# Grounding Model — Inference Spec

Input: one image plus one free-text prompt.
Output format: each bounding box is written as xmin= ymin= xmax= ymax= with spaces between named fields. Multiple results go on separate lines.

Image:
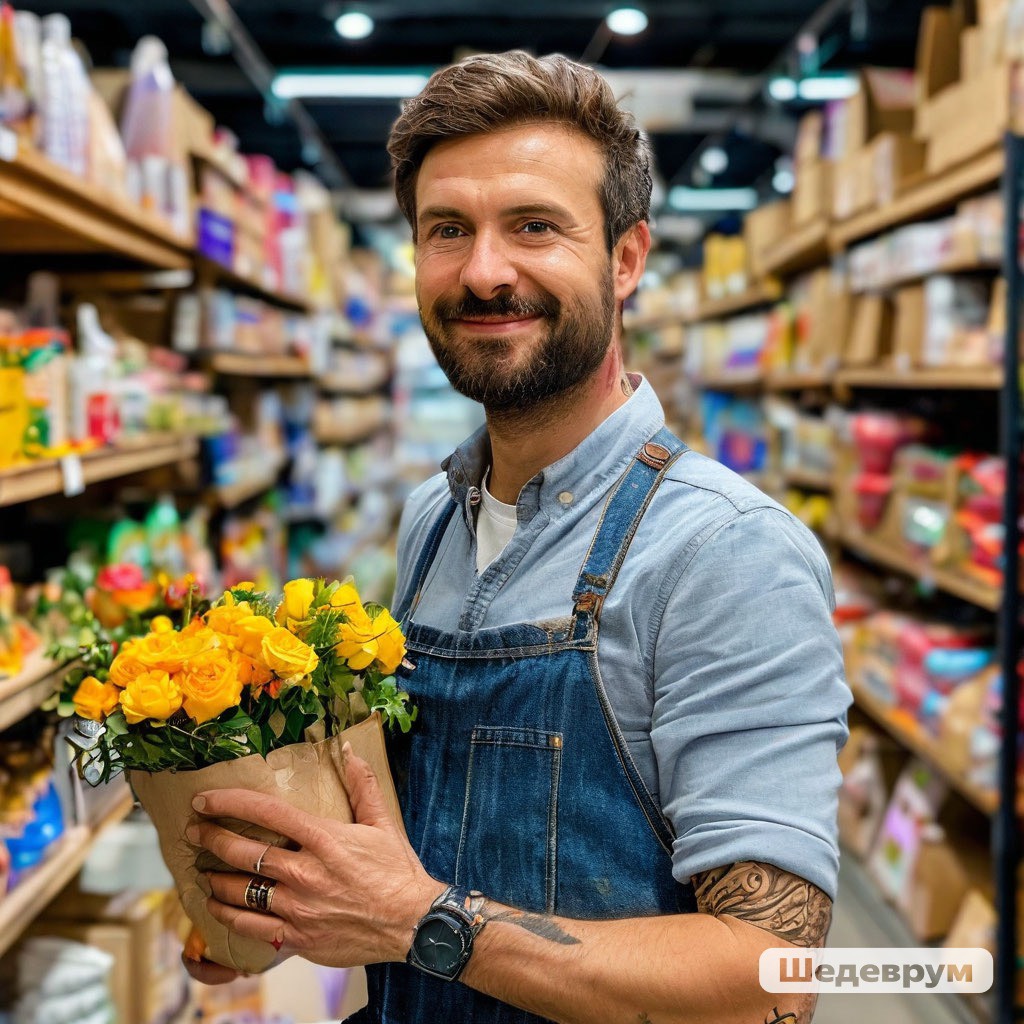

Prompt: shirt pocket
xmin=456 ymin=725 xmax=562 ymax=914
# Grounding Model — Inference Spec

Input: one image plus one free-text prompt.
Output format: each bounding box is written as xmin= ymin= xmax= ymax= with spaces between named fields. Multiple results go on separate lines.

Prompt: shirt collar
xmin=441 ymin=375 xmax=665 ymax=518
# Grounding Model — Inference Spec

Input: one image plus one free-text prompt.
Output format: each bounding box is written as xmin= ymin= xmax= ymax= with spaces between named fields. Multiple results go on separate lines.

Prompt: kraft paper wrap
xmin=129 ymin=713 xmax=405 ymax=974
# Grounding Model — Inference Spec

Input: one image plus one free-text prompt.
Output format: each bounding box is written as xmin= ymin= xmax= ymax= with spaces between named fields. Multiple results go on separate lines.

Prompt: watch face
xmin=414 ymin=915 xmax=468 ymax=974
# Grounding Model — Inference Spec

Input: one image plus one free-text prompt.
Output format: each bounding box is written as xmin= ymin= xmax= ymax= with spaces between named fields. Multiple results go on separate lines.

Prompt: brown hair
xmin=388 ymin=51 xmax=652 ymax=251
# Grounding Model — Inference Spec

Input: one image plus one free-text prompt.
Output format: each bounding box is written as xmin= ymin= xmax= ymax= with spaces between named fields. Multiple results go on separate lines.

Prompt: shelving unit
xmin=0 ymin=655 xmax=68 ymax=734
xmin=764 ymin=369 xmax=833 ymax=391
xmin=194 ymin=255 xmax=312 ymax=314
xmin=0 ymin=127 xmax=191 ymax=269
xmin=689 ymin=369 xmax=762 ymax=392
xmin=757 ymin=216 xmax=830 ymax=277
xmin=209 ymin=352 xmax=311 ymax=379
xmin=209 ymin=452 xmax=289 ymax=509
xmin=835 ymin=366 xmax=1003 ymax=390
xmin=782 ymin=466 xmax=833 ymax=491
xmin=849 ymin=255 xmax=1002 ymax=294
xmin=686 ymin=279 xmax=783 ymax=323
xmin=0 ymin=435 xmax=198 ymax=508
xmin=0 ymin=787 xmax=135 ymax=959
xmin=314 ymin=418 xmax=390 ymax=448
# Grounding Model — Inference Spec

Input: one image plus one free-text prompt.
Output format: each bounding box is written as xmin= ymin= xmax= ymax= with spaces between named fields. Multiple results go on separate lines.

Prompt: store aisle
xmin=817 ymin=856 xmax=979 ymax=1024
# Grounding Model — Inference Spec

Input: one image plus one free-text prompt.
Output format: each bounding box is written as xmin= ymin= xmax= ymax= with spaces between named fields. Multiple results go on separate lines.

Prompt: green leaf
xmin=104 ymin=712 xmax=128 ymax=737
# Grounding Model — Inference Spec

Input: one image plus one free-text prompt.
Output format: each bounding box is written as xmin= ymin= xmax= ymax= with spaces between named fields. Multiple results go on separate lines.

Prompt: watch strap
xmin=406 ymin=884 xmax=487 ymax=981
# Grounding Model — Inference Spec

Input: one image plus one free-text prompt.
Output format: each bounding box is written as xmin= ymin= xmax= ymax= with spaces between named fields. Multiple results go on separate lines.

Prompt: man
xmin=186 ymin=51 xmax=851 ymax=1024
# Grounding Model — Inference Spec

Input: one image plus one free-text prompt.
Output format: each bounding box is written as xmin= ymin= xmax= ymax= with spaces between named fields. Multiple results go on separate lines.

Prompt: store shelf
xmin=0 ymin=435 xmax=198 ymax=508
xmin=195 ymin=255 xmax=312 ymax=313
xmin=0 ymin=128 xmax=191 ymax=269
xmin=686 ymin=279 xmax=783 ymax=323
xmin=689 ymin=369 xmax=762 ymax=392
xmin=764 ymin=369 xmax=833 ymax=391
xmin=622 ymin=311 xmax=692 ymax=333
xmin=848 ymin=675 xmax=998 ymax=816
xmin=0 ymin=653 xmax=68 ymax=733
xmin=850 ymin=255 xmax=1002 ymax=294
xmin=319 ymin=372 xmax=392 ymax=396
xmin=209 ymin=352 xmax=311 ymax=379
xmin=758 ymin=216 xmax=830 ymax=277
xmin=831 ymin=147 xmax=1005 ymax=250
xmin=209 ymin=452 xmax=288 ymax=509
xmin=783 ymin=466 xmax=833 ymax=491
xmin=840 ymin=524 xmax=1002 ymax=612
xmin=0 ymin=787 xmax=135 ymax=959
xmin=835 ymin=365 xmax=1003 ymax=390
xmin=314 ymin=417 xmax=390 ymax=447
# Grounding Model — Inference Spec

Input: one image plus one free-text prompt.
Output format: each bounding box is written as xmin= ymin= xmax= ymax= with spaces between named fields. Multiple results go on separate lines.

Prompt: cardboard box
xmin=744 ymin=201 xmax=790 ymax=277
xmin=871 ymin=132 xmax=927 ymax=205
xmin=843 ymin=68 xmax=917 ymax=157
xmin=795 ymin=110 xmax=825 ymax=167
xmin=837 ymin=725 xmax=906 ymax=859
xmin=915 ymin=7 xmax=962 ymax=103
xmin=844 ymin=294 xmax=894 ymax=366
xmin=792 ymin=159 xmax=833 ymax=225
xmin=892 ymin=285 xmax=926 ymax=368
xmin=899 ymin=827 xmax=970 ymax=940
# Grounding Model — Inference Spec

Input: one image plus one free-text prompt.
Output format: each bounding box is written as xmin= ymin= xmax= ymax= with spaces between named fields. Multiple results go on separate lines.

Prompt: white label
xmin=60 ymin=454 xmax=85 ymax=497
xmin=0 ymin=126 xmax=17 ymax=162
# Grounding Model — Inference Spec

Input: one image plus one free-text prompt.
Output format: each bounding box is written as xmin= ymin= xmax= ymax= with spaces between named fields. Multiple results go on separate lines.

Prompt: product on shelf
xmin=837 ymin=724 xmax=904 ymax=859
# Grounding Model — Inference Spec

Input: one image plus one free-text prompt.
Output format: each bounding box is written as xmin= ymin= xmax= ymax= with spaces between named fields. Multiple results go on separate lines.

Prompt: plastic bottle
xmin=70 ymin=304 xmax=119 ymax=444
xmin=12 ymin=9 xmax=42 ymax=142
xmin=39 ymin=13 xmax=89 ymax=177
xmin=145 ymin=493 xmax=185 ymax=576
xmin=0 ymin=2 xmax=30 ymax=135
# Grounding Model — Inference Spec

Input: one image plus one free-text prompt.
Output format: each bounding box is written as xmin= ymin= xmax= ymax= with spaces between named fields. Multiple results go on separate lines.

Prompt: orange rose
xmin=107 ymin=653 xmax=148 ymax=690
xmin=72 ymin=675 xmax=121 ymax=721
xmin=230 ymin=650 xmax=274 ymax=688
xmin=179 ymin=651 xmax=242 ymax=724
xmin=120 ymin=669 xmax=183 ymax=724
xmin=132 ymin=627 xmax=218 ymax=674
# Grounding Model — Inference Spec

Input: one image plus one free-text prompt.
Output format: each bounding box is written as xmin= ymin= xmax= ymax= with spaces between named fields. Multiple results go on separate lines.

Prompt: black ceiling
xmin=16 ymin=0 xmax=936 ymax=195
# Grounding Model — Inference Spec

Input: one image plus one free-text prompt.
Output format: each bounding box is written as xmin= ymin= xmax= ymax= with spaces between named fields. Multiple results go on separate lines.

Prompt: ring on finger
xmin=253 ymin=842 xmax=272 ymax=875
xmin=243 ymin=876 xmax=278 ymax=914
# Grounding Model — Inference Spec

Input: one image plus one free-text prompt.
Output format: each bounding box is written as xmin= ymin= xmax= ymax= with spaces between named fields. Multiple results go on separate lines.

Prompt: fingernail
xmin=186 ymin=824 xmax=200 ymax=844
xmin=192 ymin=795 xmax=207 ymax=812
xmin=342 ymin=741 xmax=352 ymax=761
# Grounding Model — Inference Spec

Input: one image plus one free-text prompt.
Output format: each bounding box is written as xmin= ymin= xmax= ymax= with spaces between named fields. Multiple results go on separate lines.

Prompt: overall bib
xmin=350 ymin=429 xmax=696 ymax=1023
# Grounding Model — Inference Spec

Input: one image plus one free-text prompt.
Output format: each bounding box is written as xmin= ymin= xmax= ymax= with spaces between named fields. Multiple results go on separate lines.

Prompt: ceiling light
xmin=699 ymin=146 xmax=729 ymax=176
xmin=768 ymin=74 xmax=859 ymax=103
xmin=768 ymin=77 xmax=798 ymax=102
xmin=335 ymin=11 xmax=374 ymax=40
xmin=772 ymin=168 xmax=795 ymax=194
xmin=668 ymin=187 xmax=758 ymax=212
xmin=272 ymin=71 xmax=430 ymax=99
xmin=606 ymin=8 xmax=649 ymax=35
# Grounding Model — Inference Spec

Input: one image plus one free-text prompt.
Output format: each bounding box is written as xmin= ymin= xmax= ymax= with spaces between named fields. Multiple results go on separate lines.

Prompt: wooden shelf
xmin=783 ymin=467 xmax=833 ymax=491
xmin=850 ymin=255 xmax=1002 ymax=294
xmin=764 ymin=369 xmax=833 ymax=391
xmin=758 ymin=217 xmax=830 ymax=277
xmin=0 ymin=653 xmax=67 ymax=733
xmin=210 ymin=453 xmax=288 ymax=509
xmin=195 ymin=255 xmax=312 ymax=313
xmin=686 ymin=280 xmax=783 ymax=324
xmin=623 ymin=311 xmax=693 ymax=333
xmin=0 ymin=435 xmax=198 ymax=508
xmin=319 ymin=372 xmax=391 ymax=396
xmin=209 ymin=352 xmax=311 ymax=379
xmin=840 ymin=524 xmax=1002 ymax=612
xmin=848 ymin=676 xmax=998 ymax=815
xmin=689 ymin=369 xmax=762 ymax=392
xmin=835 ymin=365 xmax=1003 ymax=390
xmin=0 ymin=129 xmax=191 ymax=269
xmin=0 ymin=787 xmax=135 ymax=959
xmin=831 ymin=147 xmax=1005 ymax=250
xmin=315 ymin=417 xmax=390 ymax=447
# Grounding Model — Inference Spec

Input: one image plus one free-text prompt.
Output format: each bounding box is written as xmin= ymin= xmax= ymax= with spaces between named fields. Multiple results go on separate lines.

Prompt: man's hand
xmin=186 ymin=742 xmax=444 ymax=970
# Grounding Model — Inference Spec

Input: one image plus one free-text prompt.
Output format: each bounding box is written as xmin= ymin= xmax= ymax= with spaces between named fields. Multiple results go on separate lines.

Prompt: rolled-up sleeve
xmin=651 ymin=506 xmax=851 ymax=900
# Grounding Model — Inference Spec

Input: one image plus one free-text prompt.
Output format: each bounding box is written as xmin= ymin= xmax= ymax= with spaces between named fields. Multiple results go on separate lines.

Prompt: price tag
xmin=61 ymin=454 xmax=85 ymax=497
xmin=0 ymin=126 xmax=17 ymax=163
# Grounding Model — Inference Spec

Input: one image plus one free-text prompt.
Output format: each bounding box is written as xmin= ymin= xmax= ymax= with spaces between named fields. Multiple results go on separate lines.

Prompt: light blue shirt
xmin=395 ymin=377 xmax=851 ymax=900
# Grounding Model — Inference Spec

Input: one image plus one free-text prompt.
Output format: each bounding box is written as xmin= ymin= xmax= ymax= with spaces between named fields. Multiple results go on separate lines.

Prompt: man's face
xmin=413 ymin=123 xmax=616 ymax=412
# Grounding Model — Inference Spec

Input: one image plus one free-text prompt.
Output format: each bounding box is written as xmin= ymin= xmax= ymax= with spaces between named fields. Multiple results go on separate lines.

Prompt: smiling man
xmin=186 ymin=51 xmax=851 ymax=1024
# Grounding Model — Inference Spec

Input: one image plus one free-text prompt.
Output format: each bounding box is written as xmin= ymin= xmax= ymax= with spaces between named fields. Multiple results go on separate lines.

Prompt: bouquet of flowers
xmin=60 ymin=576 xmax=414 ymax=973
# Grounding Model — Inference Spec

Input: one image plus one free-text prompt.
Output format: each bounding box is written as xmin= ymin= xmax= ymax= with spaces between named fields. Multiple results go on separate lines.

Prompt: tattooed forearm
xmin=485 ymin=908 xmax=581 ymax=945
xmin=691 ymin=862 xmax=832 ymax=947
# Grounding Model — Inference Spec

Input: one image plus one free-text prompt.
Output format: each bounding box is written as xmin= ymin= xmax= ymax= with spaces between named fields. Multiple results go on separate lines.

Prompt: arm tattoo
xmin=484 ymin=907 xmax=581 ymax=946
xmin=692 ymin=861 xmax=832 ymax=947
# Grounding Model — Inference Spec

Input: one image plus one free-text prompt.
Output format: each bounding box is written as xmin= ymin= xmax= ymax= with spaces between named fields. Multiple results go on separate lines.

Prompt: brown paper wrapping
xmin=129 ymin=713 xmax=404 ymax=974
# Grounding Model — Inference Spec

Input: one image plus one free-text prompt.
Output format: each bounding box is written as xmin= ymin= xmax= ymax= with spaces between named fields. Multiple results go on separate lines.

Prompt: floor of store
xmin=821 ymin=855 xmax=977 ymax=1024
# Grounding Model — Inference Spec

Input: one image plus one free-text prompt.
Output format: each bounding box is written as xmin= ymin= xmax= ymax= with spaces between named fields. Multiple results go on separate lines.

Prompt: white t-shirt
xmin=476 ymin=471 xmax=518 ymax=572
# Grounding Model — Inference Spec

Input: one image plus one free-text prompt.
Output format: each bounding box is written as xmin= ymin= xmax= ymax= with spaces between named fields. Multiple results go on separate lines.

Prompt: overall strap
xmin=572 ymin=428 xmax=688 ymax=622
xmin=395 ymin=498 xmax=458 ymax=621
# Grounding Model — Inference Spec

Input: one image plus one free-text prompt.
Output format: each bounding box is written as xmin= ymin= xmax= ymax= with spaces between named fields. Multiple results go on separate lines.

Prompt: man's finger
xmin=191 ymin=788 xmax=334 ymax=859
xmin=342 ymin=742 xmax=396 ymax=830
xmin=187 ymin=820 xmax=309 ymax=886
xmin=181 ymin=953 xmax=243 ymax=986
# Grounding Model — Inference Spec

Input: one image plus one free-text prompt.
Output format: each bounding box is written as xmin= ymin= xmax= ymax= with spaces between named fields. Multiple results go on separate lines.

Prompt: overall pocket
xmin=456 ymin=725 xmax=562 ymax=914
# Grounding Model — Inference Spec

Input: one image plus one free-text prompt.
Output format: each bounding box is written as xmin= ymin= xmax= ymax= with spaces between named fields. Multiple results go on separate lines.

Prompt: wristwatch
xmin=406 ymin=884 xmax=486 ymax=981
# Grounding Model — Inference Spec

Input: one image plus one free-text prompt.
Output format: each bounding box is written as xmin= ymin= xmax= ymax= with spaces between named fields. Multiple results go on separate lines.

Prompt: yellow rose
xmin=334 ymin=603 xmax=378 ymax=671
xmin=329 ymin=581 xmax=362 ymax=613
xmin=205 ymin=602 xmax=252 ymax=639
xmin=149 ymin=615 xmax=175 ymax=634
xmin=261 ymin=627 xmax=319 ymax=678
xmin=179 ymin=652 xmax=243 ymax=724
xmin=275 ymin=578 xmax=315 ymax=626
xmin=133 ymin=627 xmax=218 ymax=674
xmin=72 ymin=676 xmax=121 ymax=721
xmin=370 ymin=609 xmax=406 ymax=675
xmin=230 ymin=650 xmax=274 ymax=688
xmin=107 ymin=653 xmax=148 ymax=690
xmin=234 ymin=614 xmax=276 ymax=661
xmin=120 ymin=669 xmax=183 ymax=724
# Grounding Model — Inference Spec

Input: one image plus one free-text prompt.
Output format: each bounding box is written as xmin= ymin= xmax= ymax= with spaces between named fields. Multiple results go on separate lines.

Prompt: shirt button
xmin=557 ymin=491 xmax=574 ymax=506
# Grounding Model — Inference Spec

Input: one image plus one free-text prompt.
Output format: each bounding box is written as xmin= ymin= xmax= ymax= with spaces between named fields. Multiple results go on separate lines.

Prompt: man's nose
xmin=459 ymin=230 xmax=518 ymax=299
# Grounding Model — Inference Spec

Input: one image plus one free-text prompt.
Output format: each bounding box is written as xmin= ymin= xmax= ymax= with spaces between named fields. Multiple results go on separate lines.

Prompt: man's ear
xmin=612 ymin=222 xmax=651 ymax=302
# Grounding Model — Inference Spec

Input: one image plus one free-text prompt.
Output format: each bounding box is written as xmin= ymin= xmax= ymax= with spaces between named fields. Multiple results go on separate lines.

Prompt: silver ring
xmin=264 ymin=881 xmax=277 ymax=914
xmin=254 ymin=843 xmax=272 ymax=875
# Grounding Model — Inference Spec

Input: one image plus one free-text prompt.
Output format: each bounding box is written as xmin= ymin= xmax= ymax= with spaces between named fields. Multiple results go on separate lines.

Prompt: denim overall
xmin=350 ymin=429 xmax=696 ymax=1023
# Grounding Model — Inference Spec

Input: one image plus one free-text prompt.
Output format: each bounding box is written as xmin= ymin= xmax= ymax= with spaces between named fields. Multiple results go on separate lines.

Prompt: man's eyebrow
xmin=418 ymin=205 xmax=463 ymax=226
xmin=503 ymin=203 xmax=575 ymax=222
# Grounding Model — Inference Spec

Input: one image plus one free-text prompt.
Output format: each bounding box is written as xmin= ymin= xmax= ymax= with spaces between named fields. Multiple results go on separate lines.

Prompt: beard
xmin=420 ymin=271 xmax=615 ymax=413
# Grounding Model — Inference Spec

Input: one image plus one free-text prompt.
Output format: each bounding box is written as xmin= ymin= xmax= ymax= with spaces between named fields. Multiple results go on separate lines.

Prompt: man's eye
xmin=436 ymin=225 xmax=464 ymax=239
xmin=521 ymin=221 xmax=551 ymax=234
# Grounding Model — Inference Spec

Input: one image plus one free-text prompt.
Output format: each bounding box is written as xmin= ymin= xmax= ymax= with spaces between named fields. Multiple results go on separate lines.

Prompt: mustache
xmin=433 ymin=291 xmax=560 ymax=321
